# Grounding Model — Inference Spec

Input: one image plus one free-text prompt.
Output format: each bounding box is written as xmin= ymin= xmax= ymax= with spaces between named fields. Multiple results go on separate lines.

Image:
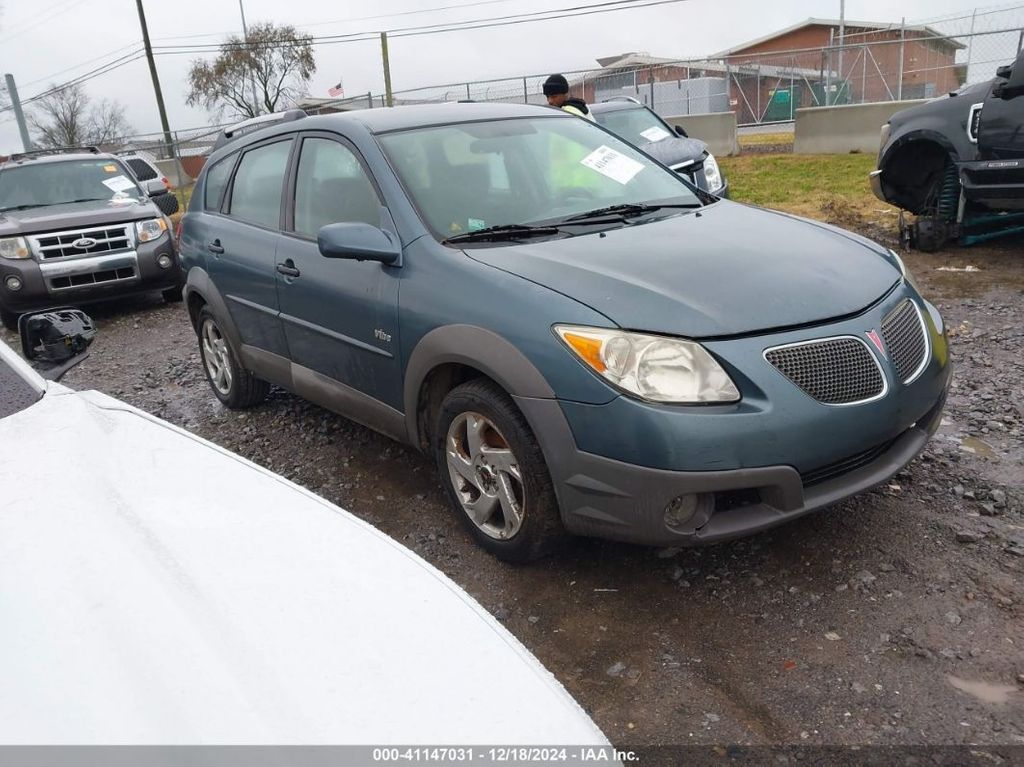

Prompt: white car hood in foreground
xmin=0 ymin=388 xmax=605 ymax=745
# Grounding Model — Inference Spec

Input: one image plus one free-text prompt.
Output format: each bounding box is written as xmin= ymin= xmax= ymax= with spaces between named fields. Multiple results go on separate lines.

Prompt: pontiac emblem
xmin=866 ymin=329 xmax=886 ymax=358
xmin=71 ymin=237 xmax=97 ymax=250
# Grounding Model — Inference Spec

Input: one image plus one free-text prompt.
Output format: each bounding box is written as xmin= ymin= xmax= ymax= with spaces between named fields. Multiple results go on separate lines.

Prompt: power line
xmin=20 ymin=44 xmax=144 ymax=89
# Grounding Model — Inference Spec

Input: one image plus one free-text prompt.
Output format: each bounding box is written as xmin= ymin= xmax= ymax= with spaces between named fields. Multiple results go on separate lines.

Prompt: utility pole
xmin=380 ymin=32 xmax=393 ymax=107
xmin=4 ymin=74 xmax=32 ymax=152
xmin=135 ymin=0 xmax=173 ymax=155
xmin=238 ymin=0 xmax=261 ymax=114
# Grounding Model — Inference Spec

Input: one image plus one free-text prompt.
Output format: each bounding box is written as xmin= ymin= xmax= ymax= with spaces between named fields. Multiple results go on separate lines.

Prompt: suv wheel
xmin=435 ymin=379 xmax=564 ymax=562
xmin=196 ymin=307 xmax=269 ymax=408
xmin=0 ymin=309 xmax=18 ymax=332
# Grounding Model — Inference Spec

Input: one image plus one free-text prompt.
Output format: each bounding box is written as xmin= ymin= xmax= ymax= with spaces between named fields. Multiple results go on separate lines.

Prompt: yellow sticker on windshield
xmin=103 ymin=164 xmax=117 ymax=172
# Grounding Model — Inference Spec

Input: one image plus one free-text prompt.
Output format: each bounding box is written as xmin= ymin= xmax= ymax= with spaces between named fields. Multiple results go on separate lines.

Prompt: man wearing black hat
xmin=542 ymin=74 xmax=595 ymax=121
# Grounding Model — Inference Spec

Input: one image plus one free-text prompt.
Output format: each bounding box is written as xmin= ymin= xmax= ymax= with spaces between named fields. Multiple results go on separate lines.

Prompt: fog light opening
xmin=157 ymin=254 xmax=173 ymax=269
xmin=663 ymin=493 xmax=712 ymax=532
xmin=4 ymin=275 xmax=23 ymax=292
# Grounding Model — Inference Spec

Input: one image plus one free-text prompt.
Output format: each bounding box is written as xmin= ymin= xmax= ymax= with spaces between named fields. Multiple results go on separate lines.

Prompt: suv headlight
xmin=0 ymin=236 xmax=30 ymax=260
xmin=702 ymin=153 xmax=723 ymax=193
xmin=555 ymin=325 xmax=740 ymax=404
xmin=136 ymin=218 xmax=168 ymax=243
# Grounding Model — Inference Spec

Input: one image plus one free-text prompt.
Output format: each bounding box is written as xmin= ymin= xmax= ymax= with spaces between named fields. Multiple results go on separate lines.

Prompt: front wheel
xmin=196 ymin=307 xmax=269 ymax=409
xmin=435 ymin=379 xmax=564 ymax=562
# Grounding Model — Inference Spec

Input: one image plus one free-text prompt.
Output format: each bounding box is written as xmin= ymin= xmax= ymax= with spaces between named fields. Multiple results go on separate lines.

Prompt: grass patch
xmin=719 ymin=153 xmax=898 ymax=237
xmin=737 ymin=132 xmax=793 ymax=148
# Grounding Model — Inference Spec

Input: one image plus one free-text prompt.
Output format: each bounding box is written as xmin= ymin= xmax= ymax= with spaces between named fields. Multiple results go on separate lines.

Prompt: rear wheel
xmin=196 ymin=306 xmax=268 ymax=409
xmin=435 ymin=379 xmax=564 ymax=562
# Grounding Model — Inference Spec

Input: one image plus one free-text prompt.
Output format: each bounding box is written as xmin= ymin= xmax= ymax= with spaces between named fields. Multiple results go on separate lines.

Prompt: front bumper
xmin=0 ymin=234 xmax=182 ymax=315
xmin=518 ymin=289 xmax=952 ymax=546
xmin=869 ymin=169 xmax=886 ymax=203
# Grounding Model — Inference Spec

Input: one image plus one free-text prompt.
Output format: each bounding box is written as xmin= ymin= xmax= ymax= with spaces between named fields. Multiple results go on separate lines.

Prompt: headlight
xmin=0 ymin=236 xmax=30 ymax=260
xmin=135 ymin=218 xmax=168 ymax=243
xmin=554 ymin=325 xmax=740 ymax=404
xmin=702 ymin=153 xmax=723 ymax=193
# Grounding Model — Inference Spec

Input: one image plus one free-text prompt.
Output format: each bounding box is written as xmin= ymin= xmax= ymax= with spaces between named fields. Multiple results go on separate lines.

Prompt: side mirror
xmin=19 ymin=308 xmax=96 ymax=381
xmin=674 ymin=124 xmax=688 ymax=137
xmin=995 ymin=51 xmax=1024 ymax=99
xmin=318 ymin=223 xmax=401 ymax=265
xmin=142 ymin=178 xmax=167 ymax=197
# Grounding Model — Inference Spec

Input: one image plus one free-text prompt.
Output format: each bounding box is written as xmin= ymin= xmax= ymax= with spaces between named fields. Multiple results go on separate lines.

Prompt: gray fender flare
xmin=402 ymin=324 xmax=555 ymax=445
xmin=183 ymin=267 xmax=242 ymax=349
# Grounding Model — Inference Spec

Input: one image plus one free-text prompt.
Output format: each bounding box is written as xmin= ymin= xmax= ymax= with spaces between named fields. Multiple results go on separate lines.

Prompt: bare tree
xmin=28 ymin=83 xmax=132 ymax=148
xmin=186 ymin=22 xmax=316 ymax=120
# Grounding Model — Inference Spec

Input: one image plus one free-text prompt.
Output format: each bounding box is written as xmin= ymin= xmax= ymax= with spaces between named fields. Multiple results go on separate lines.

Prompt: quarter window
xmin=228 ymin=140 xmax=293 ymax=228
xmin=204 ymin=155 xmax=235 ymax=211
xmin=293 ymin=138 xmax=381 ymax=237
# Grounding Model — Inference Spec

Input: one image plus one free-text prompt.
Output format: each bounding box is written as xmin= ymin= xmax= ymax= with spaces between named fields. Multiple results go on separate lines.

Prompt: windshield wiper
xmin=560 ymin=202 xmax=702 ymax=223
xmin=0 ymin=198 xmax=110 ymax=213
xmin=443 ymin=223 xmax=563 ymax=244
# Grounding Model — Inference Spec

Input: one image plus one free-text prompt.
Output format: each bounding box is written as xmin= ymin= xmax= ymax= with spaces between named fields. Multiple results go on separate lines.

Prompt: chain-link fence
xmin=102 ymin=4 xmax=1024 ymax=178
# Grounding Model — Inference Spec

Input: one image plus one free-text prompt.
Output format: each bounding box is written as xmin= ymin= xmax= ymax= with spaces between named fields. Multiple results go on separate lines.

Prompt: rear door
xmin=275 ymin=132 xmax=403 ymax=410
xmin=211 ymin=137 xmax=293 ymax=357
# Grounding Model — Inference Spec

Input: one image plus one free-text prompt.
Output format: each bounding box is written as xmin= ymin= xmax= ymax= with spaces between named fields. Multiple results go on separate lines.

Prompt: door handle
xmin=276 ymin=260 xmax=301 ymax=278
xmin=208 ymin=240 xmax=224 ymax=255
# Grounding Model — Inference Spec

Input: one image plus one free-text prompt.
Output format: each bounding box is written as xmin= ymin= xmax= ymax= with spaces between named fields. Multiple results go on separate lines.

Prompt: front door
xmin=275 ymin=133 xmax=403 ymax=412
xmin=964 ymin=50 xmax=1024 ymax=209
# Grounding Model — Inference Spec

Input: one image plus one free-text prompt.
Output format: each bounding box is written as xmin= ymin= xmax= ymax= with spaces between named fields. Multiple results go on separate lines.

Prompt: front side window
xmin=0 ymin=159 xmax=144 ymax=212
xmin=377 ymin=115 xmax=700 ymax=240
xmin=228 ymin=140 xmax=292 ymax=228
xmin=293 ymin=138 xmax=381 ymax=237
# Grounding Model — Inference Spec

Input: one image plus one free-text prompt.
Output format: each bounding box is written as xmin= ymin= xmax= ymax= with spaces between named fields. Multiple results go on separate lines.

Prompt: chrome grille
xmin=765 ymin=337 xmax=885 ymax=405
xmin=31 ymin=224 xmax=132 ymax=260
xmin=881 ymin=299 xmax=928 ymax=384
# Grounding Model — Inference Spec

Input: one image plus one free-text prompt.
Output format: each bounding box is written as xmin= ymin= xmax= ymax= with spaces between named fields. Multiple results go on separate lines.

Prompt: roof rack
xmin=9 ymin=145 xmax=101 ymax=162
xmin=212 ymin=109 xmax=307 ymax=151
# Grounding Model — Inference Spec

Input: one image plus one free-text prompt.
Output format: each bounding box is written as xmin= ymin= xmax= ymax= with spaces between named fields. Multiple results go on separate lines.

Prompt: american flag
xmin=328 ymin=80 xmax=344 ymax=98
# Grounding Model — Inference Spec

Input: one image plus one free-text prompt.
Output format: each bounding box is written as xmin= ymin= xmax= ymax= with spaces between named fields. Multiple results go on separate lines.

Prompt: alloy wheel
xmin=201 ymin=318 xmax=234 ymax=396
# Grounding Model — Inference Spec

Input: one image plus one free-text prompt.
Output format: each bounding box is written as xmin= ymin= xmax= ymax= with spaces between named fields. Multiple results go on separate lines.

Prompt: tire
xmin=0 ymin=309 xmax=18 ymax=332
xmin=162 ymin=285 xmax=184 ymax=303
xmin=435 ymin=379 xmax=564 ymax=563
xmin=196 ymin=306 xmax=269 ymax=409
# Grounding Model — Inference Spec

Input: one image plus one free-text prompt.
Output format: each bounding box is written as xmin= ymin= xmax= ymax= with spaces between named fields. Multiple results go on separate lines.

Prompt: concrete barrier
xmin=662 ymin=112 xmax=739 ymax=157
xmin=794 ymin=100 xmax=929 ymax=155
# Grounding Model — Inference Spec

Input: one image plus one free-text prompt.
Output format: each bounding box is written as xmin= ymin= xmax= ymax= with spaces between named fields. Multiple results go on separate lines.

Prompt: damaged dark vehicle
xmin=870 ymin=47 xmax=1024 ymax=251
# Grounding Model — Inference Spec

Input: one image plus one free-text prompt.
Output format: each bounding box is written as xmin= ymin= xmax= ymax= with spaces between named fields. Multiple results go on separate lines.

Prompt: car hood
xmin=640 ymin=136 xmax=708 ymax=168
xmin=0 ymin=387 xmax=607 ymax=746
xmin=0 ymin=198 xmax=158 ymax=237
xmin=467 ymin=201 xmax=900 ymax=338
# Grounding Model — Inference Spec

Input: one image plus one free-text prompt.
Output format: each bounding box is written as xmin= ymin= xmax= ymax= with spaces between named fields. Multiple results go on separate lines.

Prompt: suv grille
xmin=33 ymin=225 xmax=132 ymax=260
xmin=881 ymin=300 xmax=928 ymax=384
xmin=765 ymin=337 xmax=885 ymax=405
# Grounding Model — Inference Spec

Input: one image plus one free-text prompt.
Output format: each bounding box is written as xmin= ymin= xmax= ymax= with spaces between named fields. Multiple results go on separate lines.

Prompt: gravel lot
xmin=5 ymin=231 xmax=1022 ymax=747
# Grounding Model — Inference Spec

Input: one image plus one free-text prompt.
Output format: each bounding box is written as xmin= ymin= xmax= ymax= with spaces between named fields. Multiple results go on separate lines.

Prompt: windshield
xmin=593 ymin=107 xmax=675 ymax=146
xmin=0 ymin=159 xmax=143 ymax=212
xmin=377 ymin=115 xmax=700 ymax=241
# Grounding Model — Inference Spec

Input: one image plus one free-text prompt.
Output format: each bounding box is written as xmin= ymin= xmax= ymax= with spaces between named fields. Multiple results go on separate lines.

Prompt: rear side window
xmin=125 ymin=158 xmax=158 ymax=181
xmin=228 ymin=140 xmax=292 ymax=228
xmin=203 ymin=156 xmax=234 ymax=211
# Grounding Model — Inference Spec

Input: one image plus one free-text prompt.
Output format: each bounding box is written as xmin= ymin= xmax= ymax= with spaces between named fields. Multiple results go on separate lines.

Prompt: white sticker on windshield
xmin=639 ymin=126 xmax=671 ymax=143
xmin=102 ymin=175 xmax=137 ymax=193
xmin=580 ymin=145 xmax=644 ymax=185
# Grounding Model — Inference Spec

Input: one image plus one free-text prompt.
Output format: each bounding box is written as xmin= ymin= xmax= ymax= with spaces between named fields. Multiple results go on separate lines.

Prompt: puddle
xmin=958 ymin=435 xmax=998 ymax=459
xmin=947 ymin=676 xmax=1018 ymax=704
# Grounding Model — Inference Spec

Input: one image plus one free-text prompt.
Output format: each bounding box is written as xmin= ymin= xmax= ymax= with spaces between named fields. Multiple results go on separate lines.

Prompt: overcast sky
xmin=0 ymin=0 xmax=1007 ymax=152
